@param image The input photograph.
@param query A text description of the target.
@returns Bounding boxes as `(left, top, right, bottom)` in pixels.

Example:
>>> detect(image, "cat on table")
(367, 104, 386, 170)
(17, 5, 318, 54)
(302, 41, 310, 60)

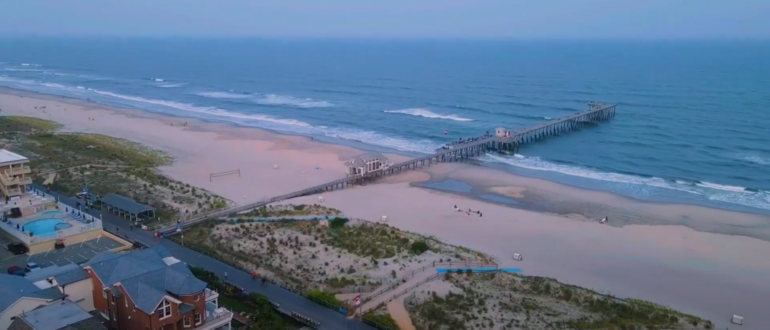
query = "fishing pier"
(159, 102, 616, 234)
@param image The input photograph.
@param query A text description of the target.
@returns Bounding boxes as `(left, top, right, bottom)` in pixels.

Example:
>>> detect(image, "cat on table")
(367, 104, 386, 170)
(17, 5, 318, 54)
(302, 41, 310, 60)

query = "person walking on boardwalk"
(224, 271, 228, 280)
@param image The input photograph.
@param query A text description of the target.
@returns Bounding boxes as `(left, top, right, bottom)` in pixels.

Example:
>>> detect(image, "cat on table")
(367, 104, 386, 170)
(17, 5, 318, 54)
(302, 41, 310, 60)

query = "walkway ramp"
(358, 270, 438, 313)
(386, 296, 417, 330)
(42, 172, 57, 185)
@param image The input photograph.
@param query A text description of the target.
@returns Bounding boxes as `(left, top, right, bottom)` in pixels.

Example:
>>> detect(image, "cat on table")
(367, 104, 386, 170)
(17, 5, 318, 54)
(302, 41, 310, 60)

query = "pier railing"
(158, 102, 616, 236)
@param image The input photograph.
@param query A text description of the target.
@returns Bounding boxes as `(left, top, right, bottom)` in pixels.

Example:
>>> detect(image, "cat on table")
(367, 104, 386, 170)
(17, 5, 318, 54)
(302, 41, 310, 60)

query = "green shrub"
(410, 241, 429, 255)
(329, 217, 348, 229)
(363, 312, 401, 330)
(305, 289, 341, 307)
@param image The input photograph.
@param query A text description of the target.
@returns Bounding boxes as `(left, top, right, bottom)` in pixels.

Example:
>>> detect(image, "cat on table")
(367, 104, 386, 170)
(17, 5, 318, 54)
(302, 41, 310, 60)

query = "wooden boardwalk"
(158, 102, 616, 235)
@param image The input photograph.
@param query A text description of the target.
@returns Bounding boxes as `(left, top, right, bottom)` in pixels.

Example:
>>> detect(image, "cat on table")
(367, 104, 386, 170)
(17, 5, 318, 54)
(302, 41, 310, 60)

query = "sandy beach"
(2, 88, 770, 329)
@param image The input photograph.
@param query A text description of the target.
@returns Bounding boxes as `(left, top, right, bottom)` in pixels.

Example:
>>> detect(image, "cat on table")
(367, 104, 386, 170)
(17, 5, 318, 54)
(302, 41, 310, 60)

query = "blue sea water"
(1, 38, 769, 214)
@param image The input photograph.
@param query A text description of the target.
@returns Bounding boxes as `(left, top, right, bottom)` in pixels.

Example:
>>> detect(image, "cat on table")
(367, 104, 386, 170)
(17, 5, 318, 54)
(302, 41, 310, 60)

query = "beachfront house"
(344, 152, 392, 177)
(84, 246, 232, 330)
(0, 149, 32, 199)
(0, 274, 67, 329)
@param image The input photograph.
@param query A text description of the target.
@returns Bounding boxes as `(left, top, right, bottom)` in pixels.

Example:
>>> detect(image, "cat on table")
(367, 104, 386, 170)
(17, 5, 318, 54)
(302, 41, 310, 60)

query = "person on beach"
(252, 270, 258, 279)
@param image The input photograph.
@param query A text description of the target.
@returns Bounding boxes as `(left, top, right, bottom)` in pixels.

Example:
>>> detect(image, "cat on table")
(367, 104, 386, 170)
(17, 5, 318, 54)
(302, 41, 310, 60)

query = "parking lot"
(0, 235, 124, 271)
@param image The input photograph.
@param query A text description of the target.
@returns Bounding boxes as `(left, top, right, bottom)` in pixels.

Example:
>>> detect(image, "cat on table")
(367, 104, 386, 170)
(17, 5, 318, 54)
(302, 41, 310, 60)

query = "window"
(157, 300, 172, 320)
(194, 313, 202, 325)
(183, 317, 191, 328)
(102, 288, 108, 299)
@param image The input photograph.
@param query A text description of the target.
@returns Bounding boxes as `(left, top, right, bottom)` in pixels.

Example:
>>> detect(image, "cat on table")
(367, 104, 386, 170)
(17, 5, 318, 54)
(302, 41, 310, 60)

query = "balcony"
(2, 166, 31, 176)
(204, 288, 219, 303)
(0, 173, 32, 186)
(197, 305, 233, 330)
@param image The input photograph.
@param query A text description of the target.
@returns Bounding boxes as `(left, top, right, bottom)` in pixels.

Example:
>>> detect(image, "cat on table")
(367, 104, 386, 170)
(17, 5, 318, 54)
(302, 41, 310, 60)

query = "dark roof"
(0, 274, 66, 314)
(7, 300, 108, 330)
(24, 263, 82, 283)
(85, 245, 207, 314)
(98, 193, 154, 214)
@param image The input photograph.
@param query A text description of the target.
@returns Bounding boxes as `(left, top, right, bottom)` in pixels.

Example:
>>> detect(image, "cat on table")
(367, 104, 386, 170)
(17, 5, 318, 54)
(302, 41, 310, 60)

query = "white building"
(24, 263, 94, 312)
(0, 274, 67, 329)
(344, 152, 392, 176)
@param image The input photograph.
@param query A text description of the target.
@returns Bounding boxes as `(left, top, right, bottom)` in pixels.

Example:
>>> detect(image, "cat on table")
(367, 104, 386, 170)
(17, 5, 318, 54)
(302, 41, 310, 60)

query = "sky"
(0, 0, 767, 39)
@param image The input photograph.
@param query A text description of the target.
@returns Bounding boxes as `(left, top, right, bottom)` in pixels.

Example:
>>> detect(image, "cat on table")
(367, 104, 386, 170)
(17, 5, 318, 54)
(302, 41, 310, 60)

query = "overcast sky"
(1, 0, 767, 39)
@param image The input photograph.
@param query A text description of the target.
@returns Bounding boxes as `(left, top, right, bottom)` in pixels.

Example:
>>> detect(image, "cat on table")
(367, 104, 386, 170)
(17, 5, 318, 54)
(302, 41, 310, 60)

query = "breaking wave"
(486, 154, 770, 211)
(384, 108, 474, 122)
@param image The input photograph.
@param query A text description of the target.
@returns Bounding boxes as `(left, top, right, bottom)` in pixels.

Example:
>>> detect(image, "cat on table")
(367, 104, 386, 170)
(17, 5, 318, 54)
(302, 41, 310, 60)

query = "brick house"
(84, 246, 232, 330)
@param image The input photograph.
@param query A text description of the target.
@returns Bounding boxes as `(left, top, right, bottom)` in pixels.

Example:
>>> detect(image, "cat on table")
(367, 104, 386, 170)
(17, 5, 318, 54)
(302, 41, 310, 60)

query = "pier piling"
(159, 103, 617, 234)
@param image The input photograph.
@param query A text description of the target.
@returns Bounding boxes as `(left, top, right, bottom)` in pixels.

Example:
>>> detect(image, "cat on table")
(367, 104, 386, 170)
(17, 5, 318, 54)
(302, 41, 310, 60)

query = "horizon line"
(1, 35, 768, 42)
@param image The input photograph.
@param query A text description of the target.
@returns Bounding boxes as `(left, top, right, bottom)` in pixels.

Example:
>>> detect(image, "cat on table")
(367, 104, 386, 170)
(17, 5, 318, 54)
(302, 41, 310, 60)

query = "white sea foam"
(41, 83, 66, 89)
(4, 68, 45, 72)
(486, 153, 770, 210)
(318, 128, 440, 154)
(197, 91, 252, 99)
(743, 155, 770, 166)
(384, 108, 474, 122)
(253, 94, 333, 108)
(157, 83, 185, 88)
(199, 91, 333, 108)
(152, 78, 164, 82)
(91, 90, 312, 129)
(21, 63, 41, 67)
(696, 181, 747, 193)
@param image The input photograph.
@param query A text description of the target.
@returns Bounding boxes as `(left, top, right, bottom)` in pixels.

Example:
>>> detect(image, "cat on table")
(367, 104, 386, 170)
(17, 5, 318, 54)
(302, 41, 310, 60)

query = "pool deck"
(0, 235, 125, 270)
(10, 210, 66, 226)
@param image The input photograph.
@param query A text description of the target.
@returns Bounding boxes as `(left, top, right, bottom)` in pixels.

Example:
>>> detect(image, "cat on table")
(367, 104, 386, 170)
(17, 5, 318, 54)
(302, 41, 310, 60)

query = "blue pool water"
(41, 210, 63, 217)
(23, 218, 73, 236)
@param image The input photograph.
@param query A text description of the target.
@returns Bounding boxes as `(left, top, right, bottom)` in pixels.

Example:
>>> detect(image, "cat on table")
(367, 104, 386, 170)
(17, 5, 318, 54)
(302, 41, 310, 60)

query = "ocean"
(1, 38, 768, 214)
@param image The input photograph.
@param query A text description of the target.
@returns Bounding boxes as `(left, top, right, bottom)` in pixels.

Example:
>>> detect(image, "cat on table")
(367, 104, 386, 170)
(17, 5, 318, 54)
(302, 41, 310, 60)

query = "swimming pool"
(23, 218, 73, 236)
(40, 210, 63, 217)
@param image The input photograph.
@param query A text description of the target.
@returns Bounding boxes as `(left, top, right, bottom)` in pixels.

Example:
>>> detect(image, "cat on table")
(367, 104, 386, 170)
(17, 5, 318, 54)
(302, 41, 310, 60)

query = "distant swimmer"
(443, 130, 448, 135)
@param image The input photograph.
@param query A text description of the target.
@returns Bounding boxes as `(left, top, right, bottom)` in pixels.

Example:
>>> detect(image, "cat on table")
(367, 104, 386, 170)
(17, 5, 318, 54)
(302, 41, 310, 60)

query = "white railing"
(1, 215, 103, 245)
(205, 288, 219, 302)
(29, 219, 103, 244)
(199, 308, 233, 330)
(0, 171, 32, 185)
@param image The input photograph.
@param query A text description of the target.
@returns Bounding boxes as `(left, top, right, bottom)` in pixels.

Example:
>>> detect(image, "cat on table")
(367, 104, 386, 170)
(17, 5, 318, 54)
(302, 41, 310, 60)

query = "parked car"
(7, 265, 25, 276)
(25, 262, 41, 272)
(7, 243, 28, 255)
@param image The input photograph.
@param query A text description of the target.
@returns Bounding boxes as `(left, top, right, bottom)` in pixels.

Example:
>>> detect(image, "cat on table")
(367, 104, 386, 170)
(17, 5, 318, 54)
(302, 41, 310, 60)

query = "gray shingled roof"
(85, 245, 207, 314)
(98, 193, 154, 214)
(359, 152, 383, 162)
(53, 268, 91, 286)
(0, 274, 66, 313)
(7, 300, 108, 330)
(24, 263, 82, 283)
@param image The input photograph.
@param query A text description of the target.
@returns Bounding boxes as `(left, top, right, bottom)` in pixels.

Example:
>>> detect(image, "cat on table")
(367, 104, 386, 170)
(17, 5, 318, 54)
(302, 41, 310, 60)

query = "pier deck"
(159, 102, 616, 235)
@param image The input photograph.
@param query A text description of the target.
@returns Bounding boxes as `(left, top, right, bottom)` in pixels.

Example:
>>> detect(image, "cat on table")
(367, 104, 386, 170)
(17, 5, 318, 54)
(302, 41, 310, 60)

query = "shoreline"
(2, 87, 770, 328)
(2, 85, 768, 217)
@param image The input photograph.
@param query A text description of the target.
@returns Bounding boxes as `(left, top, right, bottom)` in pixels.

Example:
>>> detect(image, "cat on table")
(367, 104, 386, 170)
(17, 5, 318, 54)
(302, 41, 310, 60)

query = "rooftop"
(8, 300, 108, 330)
(98, 193, 154, 214)
(85, 245, 207, 314)
(0, 149, 29, 165)
(0, 274, 66, 314)
(24, 263, 90, 288)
